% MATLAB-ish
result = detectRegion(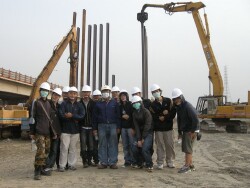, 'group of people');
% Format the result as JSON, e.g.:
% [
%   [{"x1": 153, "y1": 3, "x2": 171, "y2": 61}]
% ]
[{"x1": 29, "y1": 82, "x2": 200, "y2": 180}]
